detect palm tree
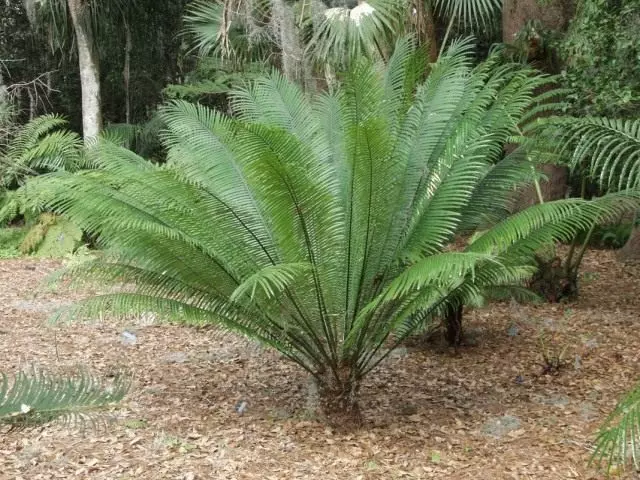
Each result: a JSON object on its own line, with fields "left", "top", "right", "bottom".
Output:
{"left": 23, "top": 40, "right": 636, "bottom": 423}
{"left": 1, "top": 369, "right": 130, "bottom": 430}
{"left": 183, "top": 0, "right": 503, "bottom": 82}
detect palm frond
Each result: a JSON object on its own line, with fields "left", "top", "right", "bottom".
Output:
{"left": 592, "top": 382, "right": 640, "bottom": 471}
{"left": 1, "top": 369, "right": 130, "bottom": 431}
{"left": 554, "top": 117, "right": 640, "bottom": 191}
{"left": 434, "top": 0, "right": 502, "bottom": 30}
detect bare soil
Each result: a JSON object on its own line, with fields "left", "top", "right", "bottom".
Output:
{"left": 1, "top": 250, "right": 639, "bottom": 479}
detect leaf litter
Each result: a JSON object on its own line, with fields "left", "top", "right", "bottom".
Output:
{"left": 0, "top": 250, "right": 639, "bottom": 479}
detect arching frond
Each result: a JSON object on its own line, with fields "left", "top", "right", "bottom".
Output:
{"left": 434, "top": 0, "right": 502, "bottom": 30}
{"left": 555, "top": 117, "right": 640, "bottom": 191}
{"left": 0, "top": 369, "right": 130, "bottom": 431}
{"left": 592, "top": 382, "right": 640, "bottom": 471}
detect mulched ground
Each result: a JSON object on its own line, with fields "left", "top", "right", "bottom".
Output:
{"left": 1, "top": 250, "right": 639, "bottom": 479}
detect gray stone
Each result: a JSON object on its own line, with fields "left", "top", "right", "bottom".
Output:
{"left": 536, "top": 393, "right": 570, "bottom": 407}
{"left": 11, "top": 299, "right": 70, "bottom": 313}
{"left": 389, "top": 347, "right": 408, "bottom": 359}
{"left": 120, "top": 330, "right": 138, "bottom": 345}
{"left": 542, "top": 318, "right": 561, "bottom": 331}
{"left": 579, "top": 401, "right": 598, "bottom": 422}
{"left": 161, "top": 352, "right": 189, "bottom": 364}
{"left": 583, "top": 338, "right": 599, "bottom": 349}
{"left": 508, "top": 325, "right": 519, "bottom": 337}
{"left": 481, "top": 415, "right": 522, "bottom": 439}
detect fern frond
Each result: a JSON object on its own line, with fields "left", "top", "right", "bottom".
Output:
{"left": 0, "top": 369, "right": 130, "bottom": 431}
{"left": 592, "top": 382, "right": 640, "bottom": 471}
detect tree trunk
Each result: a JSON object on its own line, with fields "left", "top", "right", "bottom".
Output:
{"left": 502, "top": 0, "right": 575, "bottom": 43}
{"left": 271, "top": 0, "right": 302, "bottom": 84}
{"left": 412, "top": 0, "right": 438, "bottom": 62}
{"left": 317, "top": 368, "right": 362, "bottom": 428}
{"left": 502, "top": 0, "right": 574, "bottom": 211}
{"left": 68, "top": 0, "right": 102, "bottom": 142}
{"left": 123, "top": 13, "right": 132, "bottom": 125}
{"left": 618, "top": 221, "right": 640, "bottom": 263}
{"left": 444, "top": 304, "right": 463, "bottom": 347}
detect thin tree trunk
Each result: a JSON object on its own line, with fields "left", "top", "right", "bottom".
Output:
{"left": 422, "top": 1, "right": 438, "bottom": 62}
{"left": 271, "top": 0, "right": 301, "bottom": 84}
{"left": 123, "top": 14, "right": 132, "bottom": 124}
{"left": 68, "top": 0, "right": 102, "bottom": 141}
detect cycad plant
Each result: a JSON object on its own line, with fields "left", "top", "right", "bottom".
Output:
{"left": 24, "top": 40, "right": 636, "bottom": 422}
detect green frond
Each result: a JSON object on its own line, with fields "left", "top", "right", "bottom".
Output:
{"left": 307, "top": 0, "right": 406, "bottom": 67}
{"left": 231, "top": 262, "right": 312, "bottom": 301}
{"left": 434, "top": 0, "right": 502, "bottom": 29}
{"left": 0, "top": 369, "right": 130, "bottom": 431}
{"left": 555, "top": 117, "right": 640, "bottom": 191}
{"left": 592, "top": 382, "right": 640, "bottom": 471}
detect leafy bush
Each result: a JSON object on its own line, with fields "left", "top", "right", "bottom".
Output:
{"left": 24, "top": 39, "right": 637, "bottom": 423}
{"left": 559, "top": 0, "right": 640, "bottom": 117}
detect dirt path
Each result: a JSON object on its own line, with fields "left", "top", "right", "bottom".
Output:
{"left": 1, "top": 251, "right": 639, "bottom": 479}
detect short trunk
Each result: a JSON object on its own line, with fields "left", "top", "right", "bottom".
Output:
{"left": 530, "top": 256, "right": 578, "bottom": 302}
{"left": 68, "top": 0, "right": 102, "bottom": 141}
{"left": 316, "top": 370, "right": 362, "bottom": 428}
{"left": 444, "top": 304, "right": 463, "bottom": 347}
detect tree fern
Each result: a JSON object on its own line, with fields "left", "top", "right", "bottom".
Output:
{"left": 22, "top": 39, "right": 637, "bottom": 422}
{"left": 1, "top": 369, "right": 130, "bottom": 431}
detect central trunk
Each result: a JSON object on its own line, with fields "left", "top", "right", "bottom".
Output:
{"left": 444, "top": 303, "right": 463, "bottom": 347}
{"left": 316, "top": 366, "right": 362, "bottom": 428}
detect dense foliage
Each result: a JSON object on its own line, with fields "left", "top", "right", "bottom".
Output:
{"left": 21, "top": 41, "right": 637, "bottom": 422}
{"left": 559, "top": 0, "right": 640, "bottom": 117}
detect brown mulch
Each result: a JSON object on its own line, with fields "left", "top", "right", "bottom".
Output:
{"left": 0, "top": 250, "right": 639, "bottom": 479}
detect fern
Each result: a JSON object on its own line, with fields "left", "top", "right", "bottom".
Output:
{"left": 1, "top": 369, "right": 130, "bottom": 431}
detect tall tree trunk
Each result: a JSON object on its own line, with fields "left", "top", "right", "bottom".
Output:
{"left": 502, "top": 0, "right": 575, "bottom": 44}
{"left": 503, "top": 0, "right": 575, "bottom": 210}
{"left": 413, "top": 0, "right": 438, "bottom": 62}
{"left": 271, "top": 0, "right": 302, "bottom": 84}
{"left": 68, "top": 0, "right": 102, "bottom": 142}
{"left": 123, "top": 13, "right": 132, "bottom": 124}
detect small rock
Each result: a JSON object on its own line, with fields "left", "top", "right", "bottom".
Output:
{"left": 235, "top": 400, "right": 248, "bottom": 415}
{"left": 507, "top": 325, "right": 519, "bottom": 337}
{"left": 389, "top": 347, "right": 408, "bottom": 359}
{"left": 514, "top": 375, "right": 525, "bottom": 385}
{"left": 583, "top": 338, "right": 599, "bottom": 349}
{"left": 536, "top": 393, "right": 570, "bottom": 407}
{"left": 481, "top": 415, "right": 522, "bottom": 439}
{"left": 161, "top": 352, "right": 189, "bottom": 364}
{"left": 120, "top": 330, "right": 138, "bottom": 345}
{"left": 579, "top": 401, "right": 598, "bottom": 422}
{"left": 574, "top": 354, "right": 582, "bottom": 370}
